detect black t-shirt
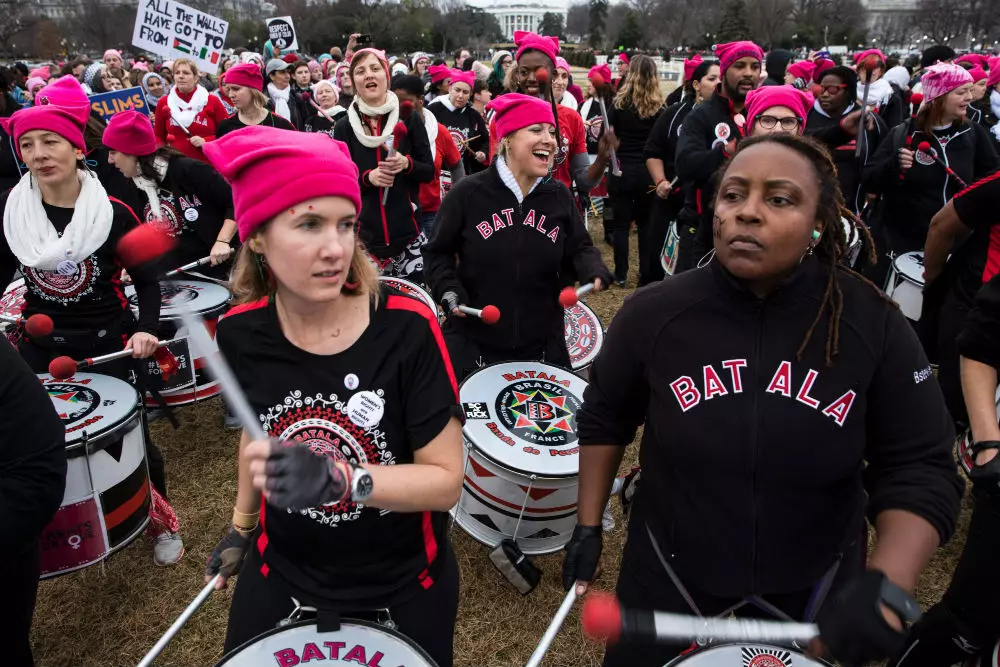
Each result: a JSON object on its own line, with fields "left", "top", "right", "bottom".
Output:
{"left": 608, "top": 103, "right": 663, "bottom": 166}
{"left": 951, "top": 171, "right": 1000, "bottom": 305}
{"left": 216, "top": 112, "right": 296, "bottom": 138}
{"left": 216, "top": 286, "right": 463, "bottom": 609}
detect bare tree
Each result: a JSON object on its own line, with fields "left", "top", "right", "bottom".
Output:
{"left": 749, "top": 0, "right": 793, "bottom": 48}
{"left": 64, "top": 0, "right": 137, "bottom": 54}
{"left": 567, "top": 3, "right": 589, "bottom": 41}
{"left": 0, "top": 0, "right": 36, "bottom": 56}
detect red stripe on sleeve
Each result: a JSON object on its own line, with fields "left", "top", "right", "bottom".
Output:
{"left": 220, "top": 296, "right": 269, "bottom": 321}
{"left": 983, "top": 225, "right": 1000, "bottom": 284}
{"left": 385, "top": 294, "right": 459, "bottom": 400}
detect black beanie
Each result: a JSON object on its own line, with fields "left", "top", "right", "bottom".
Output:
{"left": 921, "top": 45, "right": 956, "bottom": 69}
{"left": 391, "top": 74, "right": 424, "bottom": 98}
{"left": 766, "top": 49, "right": 793, "bottom": 82}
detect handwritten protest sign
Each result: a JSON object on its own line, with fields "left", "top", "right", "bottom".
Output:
{"left": 265, "top": 17, "right": 298, "bottom": 52}
{"left": 132, "top": 0, "right": 229, "bottom": 74}
{"left": 90, "top": 89, "right": 151, "bottom": 122}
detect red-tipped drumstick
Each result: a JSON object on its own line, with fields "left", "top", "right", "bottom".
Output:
{"left": 899, "top": 134, "right": 914, "bottom": 181}
{"left": 381, "top": 121, "right": 409, "bottom": 205}
{"left": 164, "top": 252, "right": 231, "bottom": 277}
{"left": 559, "top": 283, "right": 596, "bottom": 308}
{"left": 400, "top": 99, "right": 415, "bottom": 120}
{"left": 917, "top": 141, "right": 968, "bottom": 189}
{"left": 48, "top": 336, "right": 184, "bottom": 379}
{"left": 581, "top": 592, "right": 819, "bottom": 646}
{"left": 910, "top": 92, "right": 923, "bottom": 117}
{"left": 587, "top": 73, "right": 622, "bottom": 177}
{"left": 116, "top": 224, "right": 177, "bottom": 267}
{"left": 855, "top": 55, "right": 879, "bottom": 158}
{"left": 534, "top": 67, "right": 550, "bottom": 87}
{"left": 0, "top": 313, "right": 53, "bottom": 337}
{"left": 457, "top": 304, "right": 501, "bottom": 324}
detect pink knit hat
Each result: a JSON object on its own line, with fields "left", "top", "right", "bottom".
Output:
{"left": 25, "top": 77, "right": 46, "bottom": 94}
{"left": 429, "top": 63, "right": 451, "bottom": 84}
{"left": 617, "top": 53, "right": 629, "bottom": 64}
{"left": 683, "top": 54, "right": 703, "bottom": 82}
{"left": 103, "top": 49, "right": 122, "bottom": 62}
{"left": 104, "top": 110, "right": 157, "bottom": 156}
{"left": 223, "top": 63, "right": 264, "bottom": 90}
{"left": 968, "top": 65, "right": 988, "bottom": 82}
{"left": 745, "top": 85, "right": 814, "bottom": 133}
{"left": 955, "top": 54, "right": 987, "bottom": 68}
{"left": 588, "top": 64, "right": 612, "bottom": 84}
{"left": 989, "top": 57, "right": 1000, "bottom": 88}
{"left": 514, "top": 30, "right": 560, "bottom": 64}
{"left": 33, "top": 76, "right": 91, "bottom": 126}
{"left": 786, "top": 61, "right": 816, "bottom": 82}
{"left": 29, "top": 66, "right": 50, "bottom": 81}
{"left": 0, "top": 106, "right": 86, "bottom": 158}
{"left": 202, "top": 126, "right": 361, "bottom": 242}
{"left": 487, "top": 92, "right": 555, "bottom": 139}
{"left": 450, "top": 69, "right": 476, "bottom": 89}
{"left": 812, "top": 58, "right": 835, "bottom": 83}
{"left": 555, "top": 57, "right": 571, "bottom": 73}
{"left": 131, "top": 61, "right": 149, "bottom": 73}
{"left": 715, "top": 41, "right": 764, "bottom": 74}
{"left": 349, "top": 48, "right": 390, "bottom": 80}
{"left": 921, "top": 62, "right": 974, "bottom": 103}
{"left": 853, "top": 49, "right": 886, "bottom": 65}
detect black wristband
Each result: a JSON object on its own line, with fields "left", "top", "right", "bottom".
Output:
{"left": 878, "top": 573, "right": 921, "bottom": 624}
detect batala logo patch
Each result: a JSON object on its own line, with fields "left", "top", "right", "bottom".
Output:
{"left": 494, "top": 369, "right": 582, "bottom": 446}
{"left": 47, "top": 383, "right": 101, "bottom": 424}
{"left": 742, "top": 647, "right": 792, "bottom": 667}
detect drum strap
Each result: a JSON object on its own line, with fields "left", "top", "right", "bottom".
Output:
{"left": 645, "top": 522, "right": 703, "bottom": 617}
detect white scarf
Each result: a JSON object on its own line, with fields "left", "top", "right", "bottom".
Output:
{"left": 167, "top": 84, "right": 209, "bottom": 129}
{"left": 991, "top": 89, "right": 1000, "bottom": 122}
{"left": 423, "top": 107, "right": 438, "bottom": 161}
{"left": 559, "top": 93, "right": 578, "bottom": 111}
{"left": 268, "top": 83, "right": 292, "bottom": 121}
{"left": 859, "top": 78, "right": 894, "bottom": 109}
{"left": 3, "top": 170, "right": 114, "bottom": 271}
{"left": 347, "top": 91, "right": 400, "bottom": 148}
{"left": 132, "top": 157, "right": 170, "bottom": 222}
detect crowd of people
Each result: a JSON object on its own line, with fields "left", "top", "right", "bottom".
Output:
{"left": 1, "top": 30, "right": 999, "bottom": 667}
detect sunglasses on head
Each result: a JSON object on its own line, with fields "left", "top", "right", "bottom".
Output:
{"left": 756, "top": 115, "right": 801, "bottom": 130}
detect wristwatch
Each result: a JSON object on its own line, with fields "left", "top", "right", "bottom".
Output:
{"left": 349, "top": 462, "right": 374, "bottom": 504}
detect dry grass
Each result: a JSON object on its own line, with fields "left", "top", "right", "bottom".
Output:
{"left": 30, "top": 223, "right": 968, "bottom": 667}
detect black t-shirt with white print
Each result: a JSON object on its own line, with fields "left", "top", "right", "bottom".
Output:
{"left": 216, "top": 285, "right": 463, "bottom": 610}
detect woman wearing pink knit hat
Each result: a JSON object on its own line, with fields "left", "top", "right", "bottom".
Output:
{"left": 965, "top": 65, "right": 994, "bottom": 127}
{"left": 0, "top": 104, "right": 188, "bottom": 566}
{"left": 200, "top": 126, "right": 463, "bottom": 667}
{"left": 744, "top": 84, "right": 813, "bottom": 137}
{"left": 425, "top": 63, "right": 452, "bottom": 103}
{"left": 152, "top": 59, "right": 230, "bottom": 163}
{"left": 553, "top": 57, "right": 578, "bottom": 111}
{"left": 216, "top": 63, "right": 296, "bottom": 138}
{"left": 423, "top": 93, "right": 612, "bottom": 380}
{"left": 427, "top": 68, "right": 489, "bottom": 176}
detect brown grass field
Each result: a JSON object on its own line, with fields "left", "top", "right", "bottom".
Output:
{"left": 30, "top": 224, "right": 973, "bottom": 666}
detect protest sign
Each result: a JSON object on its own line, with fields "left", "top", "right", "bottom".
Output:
{"left": 132, "top": 0, "right": 229, "bottom": 74}
{"left": 90, "top": 89, "right": 151, "bottom": 122}
{"left": 265, "top": 16, "right": 298, "bottom": 52}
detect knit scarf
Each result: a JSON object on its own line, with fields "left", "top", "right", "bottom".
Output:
{"left": 268, "top": 83, "right": 292, "bottom": 121}
{"left": 3, "top": 170, "right": 113, "bottom": 271}
{"left": 991, "top": 89, "right": 1000, "bottom": 121}
{"left": 423, "top": 107, "right": 439, "bottom": 160}
{"left": 132, "top": 157, "right": 171, "bottom": 222}
{"left": 347, "top": 91, "right": 400, "bottom": 148}
{"left": 167, "top": 85, "right": 209, "bottom": 129}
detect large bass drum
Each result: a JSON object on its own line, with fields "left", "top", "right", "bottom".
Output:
{"left": 665, "top": 643, "right": 830, "bottom": 667}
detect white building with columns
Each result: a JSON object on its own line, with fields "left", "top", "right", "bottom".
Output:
{"left": 466, "top": 0, "right": 569, "bottom": 41}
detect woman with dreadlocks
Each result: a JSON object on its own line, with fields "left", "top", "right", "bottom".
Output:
{"left": 563, "top": 133, "right": 964, "bottom": 667}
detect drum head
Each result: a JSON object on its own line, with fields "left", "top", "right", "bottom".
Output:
{"left": 564, "top": 303, "right": 604, "bottom": 371}
{"left": 666, "top": 643, "right": 829, "bottom": 667}
{"left": 1, "top": 277, "right": 25, "bottom": 320}
{"left": 127, "top": 280, "right": 231, "bottom": 320}
{"left": 39, "top": 373, "right": 139, "bottom": 446}
{"left": 379, "top": 276, "right": 437, "bottom": 314}
{"left": 460, "top": 361, "right": 586, "bottom": 478}
{"left": 216, "top": 619, "right": 438, "bottom": 667}
{"left": 892, "top": 252, "right": 925, "bottom": 284}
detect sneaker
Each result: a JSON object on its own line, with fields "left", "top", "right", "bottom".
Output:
{"left": 602, "top": 500, "right": 616, "bottom": 532}
{"left": 224, "top": 410, "right": 241, "bottom": 430}
{"left": 152, "top": 531, "right": 184, "bottom": 566}
{"left": 615, "top": 278, "right": 627, "bottom": 288}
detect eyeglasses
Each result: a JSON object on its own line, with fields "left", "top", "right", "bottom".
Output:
{"left": 819, "top": 83, "right": 848, "bottom": 95}
{"left": 756, "top": 115, "right": 801, "bottom": 130}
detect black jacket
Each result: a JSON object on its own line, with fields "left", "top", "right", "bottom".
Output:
{"left": 579, "top": 259, "right": 964, "bottom": 598}
{"left": 423, "top": 163, "right": 612, "bottom": 352}
{"left": 806, "top": 102, "right": 887, "bottom": 214}
{"left": 644, "top": 98, "right": 695, "bottom": 186}
{"left": 958, "top": 270, "right": 1000, "bottom": 368}
{"left": 426, "top": 99, "right": 489, "bottom": 175}
{"left": 334, "top": 105, "right": 434, "bottom": 259}
{"left": 0, "top": 94, "right": 21, "bottom": 195}
{"left": 864, "top": 118, "right": 1000, "bottom": 254}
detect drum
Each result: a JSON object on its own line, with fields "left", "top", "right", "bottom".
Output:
{"left": 564, "top": 302, "right": 604, "bottom": 378}
{"left": 454, "top": 361, "right": 587, "bottom": 555}
{"left": 661, "top": 220, "right": 680, "bottom": 275}
{"left": 666, "top": 643, "right": 830, "bottom": 667}
{"left": 127, "top": 280, "right": 231, "bottom": 407}
{"left": 1, "top": 278, "right": 26, "bottom": 337}
{"left": 957, "top": 384, "right": 1000, "bottom": 477}
{"left": 841, "top": 217, "right": 861, "bottom": 268}
{"left": 38, "top": 372, "right": 150, "bottom": 578}
{"left": 884, "top": 251, "right": 925, "bottom": 321}
{"left": 379, "top": 276, "right": 438, "bottom": 317}
{"left": 216, "top": 619, "right": 437, "bottom": 667}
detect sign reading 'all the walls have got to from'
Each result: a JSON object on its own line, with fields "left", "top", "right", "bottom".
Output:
{"left": 132, "top": 0, "right": 229, "bottom": 75}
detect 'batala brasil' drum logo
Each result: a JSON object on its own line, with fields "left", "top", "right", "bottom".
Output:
{"left": 564, "top": 305, "right": 599, "bottom": 365}
{"left": 495, "top": 370, "right": 583, "bottom": 447}
{"left": 46, "top": 382, "right": 102, "bottom": 429}
{"left": 261, "top": 390, "right": 391, "bottom": 527}
{"left": 128, "top": 282, "right": 202, "bottom": 310}
{"left": 742, "top": 647, "right": 793, "bottom": 667}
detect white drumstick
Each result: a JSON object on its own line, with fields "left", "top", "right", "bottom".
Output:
{"left": 559, "top": 283, "right": 596, "bottom": 308}
{"left": 177, "top": 307, "right": 267, "bottom": 442}
{"left": 136, "top": 575, "right": 220, "bottom": 667}
{"left": 525, "top": 588, "right": 577, "bottom": 667}
{"left": 165, "top": 251, "right": 232, "bottom": 277}
{"left": 457, "top": 304, "right": 501, "bottom": 324}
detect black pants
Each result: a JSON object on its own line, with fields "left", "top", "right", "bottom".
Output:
{"left": 0, "top": 540, "right": 41, "bottom": 667}
{"left": 645, "top": 196, "right": 679, "bottom": 283}
{"left": 223, "top": 543, "right": 460, "bottom": 667}
{"left": 17, "top": 335, "right": 168, "bottom": 498}
{"left": 933, "top": 289, "right": 972, "bottom": 426}
{"left": 609, "top": 175, "right": 657, "bottom": 285}
{"left": 674, "top": 223, "right": 701, "bottom": 275}
{"left": 443, "top": 324, "right": 571, "bottom": 382}
{"left": 603, "top": 500, "right": 862, "bottom": 667}
{"left": 894, "top": 491, "right": 1000, "bottom": 666}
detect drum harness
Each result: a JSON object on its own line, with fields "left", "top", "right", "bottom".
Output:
{"left": 281, "top": 598, "right": 399, "bottom": 633}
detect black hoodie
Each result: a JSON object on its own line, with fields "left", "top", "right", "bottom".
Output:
{"left": 423, "top": 163, "right": 612, "bottom": 352}
{"left": 579, "top": 259, "right": 964, "bottom": 598}
{"left": 806, "top": 101, "right": 887, "bottom": 214}
{"left": 764, "top": 50, "right": 793, "bottom": 87}
{"left": 0, "top": 93, "right": 21, "bottom": 194}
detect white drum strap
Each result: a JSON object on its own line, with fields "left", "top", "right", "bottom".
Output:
{"left": 451, "top": 441, "right": 474, "bottom": 532}
{"left": 511, "top": 476, "right": 536, "bottom": 541}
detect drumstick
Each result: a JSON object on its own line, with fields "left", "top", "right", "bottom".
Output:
{"left": 917, "top": 141, "right": 969, "bottom": 189}
{"left": 588, "top": 74, "right": 622, "bottom": 177}
{"left": 48, "top": 336, "right": 185, "bottom": 379}
{"left": 307, "top": 97, "right": 336, "bottom": 124}
{"left": 457, "top": 304, "right": 501, "bottom": 324}
{"left": 457, "top": 134, "right": 481, "bottom": 146}
{"left": 559, "top": 283, "right": 595, "bottom": 308}
{"left": 525, "top": 589, "right": 577, "bottom": 667}
{"left": 382, "top": 122, "right": 409, "bottom": 206}
{"left": 136, "top": 575, "right": 220, "bottom": 667}
{"left": 164, "top": 251, "right": 233, "bottom": 277}
{"left": 0, "top": 312, "right": 53, "bottom": 336}
{"left": 582, "top": 592, "right": 818, "bottom": 646}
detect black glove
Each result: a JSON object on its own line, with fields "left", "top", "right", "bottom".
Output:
{"left": 817, "top": 570, "right": 911, "bottom": 666}
{"left": 263, "top": 441, "right": 350, "bottom": 511}
{"left": 441, "top": 290, "right": 460, "bottom": 315}
{"left": 969, "top": 441, "right": 1000, "bottom": 495}
{"left": 205, "top": 526, "right": 251, "bottom": 582}
{"left": 562, "top": 524, "right": 602, "bottom": 591}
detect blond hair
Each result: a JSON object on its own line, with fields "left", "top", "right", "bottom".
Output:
{"left": 173, "top": 58, "right": 199, "bottom": 77}
{"left": 230, "top": 229, "right": 380, "bottom": 306}
{"left": 614, "top": 54, "right": 664, "bottom": 119}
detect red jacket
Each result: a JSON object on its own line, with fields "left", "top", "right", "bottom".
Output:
{"left": 154, "top": 90, "right": 230, "bottom": 163}
{"left": 419, "top": 123, "right": 462, "bottom": 215}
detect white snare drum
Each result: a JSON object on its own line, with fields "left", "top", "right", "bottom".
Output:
{"left": 379, "top": 276, "right": 438, "bottom": 317}
{"left": 958, "top": 384, "right": 1000, "bottom": 477}
{"left": 38, "top": 373, "right": 150, "bottom": 578}
{"left": 884, "top": 251, "right": 925, "bottom": 321}
{"left": 564, "top": 302, "right": 604, "bottom": 378}
{"left": 128, "top": 280, "right": 231, "bottom": 406}
{"left": 841, "top": 217, "right": 861, "bottom": 268}
{"left": 1, "top": 278, "right": 26, "bottom": 337}
{"left": 454, "top": 362, "right": 587, "bottom": 555}
{"left": 662, "top": 220, "right": 680, "bottom": 275}
{"left": 666, "top": 643, "right": 830, "bottom": 667}
{"left": 216, "top": 619, "right": 438, "bottom": 667}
